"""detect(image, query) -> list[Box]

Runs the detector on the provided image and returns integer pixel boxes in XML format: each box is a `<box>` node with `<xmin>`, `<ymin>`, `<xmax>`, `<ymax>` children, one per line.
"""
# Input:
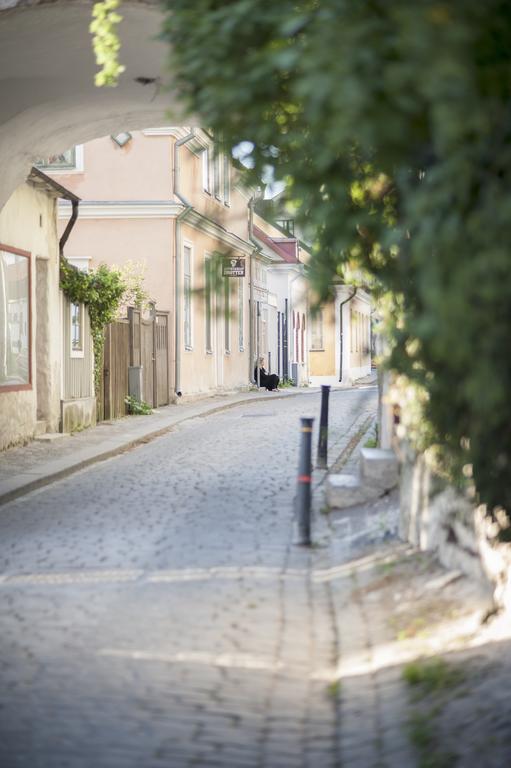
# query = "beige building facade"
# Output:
<box><xmin>0</xmin><ymin>168</ymin><xmax>94</xmax><ymax>450</ymax></box>
<box><xmin>309</xmin><ymin>286</ymin><xmax>372</xmax><ymax>387</ymax></box>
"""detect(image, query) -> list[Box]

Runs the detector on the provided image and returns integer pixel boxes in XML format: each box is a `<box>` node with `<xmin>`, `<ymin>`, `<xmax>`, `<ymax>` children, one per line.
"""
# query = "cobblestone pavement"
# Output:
<box><xmin>0</xmin><ymin>387</ymin><xmax>383</xmax><ymax>768</ymax></box>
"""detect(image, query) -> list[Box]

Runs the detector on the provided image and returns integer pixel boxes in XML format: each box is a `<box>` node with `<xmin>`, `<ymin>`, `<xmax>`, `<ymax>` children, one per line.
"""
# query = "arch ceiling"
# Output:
<box><xmin>0</xmin><ymin>0</ymin><xmax>184</xmax><ymax>208</ymax></box>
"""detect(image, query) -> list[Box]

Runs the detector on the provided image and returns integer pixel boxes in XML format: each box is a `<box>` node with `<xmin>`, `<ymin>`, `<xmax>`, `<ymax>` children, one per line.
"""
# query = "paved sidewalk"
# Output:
<box><xmin>0</xmin><ymin>387</ymin><xmax>321</xmax><ymax>506</ymax></box>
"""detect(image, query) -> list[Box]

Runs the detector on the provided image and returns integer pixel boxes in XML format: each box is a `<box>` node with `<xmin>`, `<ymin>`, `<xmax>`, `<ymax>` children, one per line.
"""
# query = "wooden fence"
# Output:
<box><xmin>100</xmin><ymin>307</ymin><xmax>170</xmax><ymax>421</ymax></box>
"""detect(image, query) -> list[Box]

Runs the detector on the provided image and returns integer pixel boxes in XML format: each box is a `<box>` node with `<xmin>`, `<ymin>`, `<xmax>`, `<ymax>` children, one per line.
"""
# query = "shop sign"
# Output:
<box><xmin>222</xmin><ymin>257</ymin><xmax>245</xmax><ymax>277</ymax></box>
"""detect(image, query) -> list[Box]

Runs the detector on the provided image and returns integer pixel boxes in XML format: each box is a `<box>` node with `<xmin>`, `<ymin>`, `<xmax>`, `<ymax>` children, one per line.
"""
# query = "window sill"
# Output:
<box><xmin>0</xmin><ymin>382</ymin><xmax>32</xmax><ymax>393</ymax></box>
<box><xmin>70</xmin><ymin>350</ymin><xmax>85</xmax><ymax>359</ymax></box>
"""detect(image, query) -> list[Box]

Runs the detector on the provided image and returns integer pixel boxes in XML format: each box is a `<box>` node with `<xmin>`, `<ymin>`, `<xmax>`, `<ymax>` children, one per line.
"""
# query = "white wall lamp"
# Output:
<box><xmin>111</xmin><ymin>132</ymin><xmax>132</xmax><ymax>148</ymax></box>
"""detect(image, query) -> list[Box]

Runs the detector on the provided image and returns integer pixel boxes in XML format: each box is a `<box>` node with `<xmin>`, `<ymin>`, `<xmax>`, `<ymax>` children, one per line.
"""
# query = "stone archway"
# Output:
<box><xmin>0</xmin><ymin>0</ymin><xmax>184</xmax><ymax>208</ymax></box>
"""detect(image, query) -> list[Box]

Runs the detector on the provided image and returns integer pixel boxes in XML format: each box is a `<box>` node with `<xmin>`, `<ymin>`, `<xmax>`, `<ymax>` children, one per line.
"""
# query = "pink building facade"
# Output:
<box><xmin>45</xmin><ymin>128</ymin><xmax>255</xmax><ymax>399</ymax></box>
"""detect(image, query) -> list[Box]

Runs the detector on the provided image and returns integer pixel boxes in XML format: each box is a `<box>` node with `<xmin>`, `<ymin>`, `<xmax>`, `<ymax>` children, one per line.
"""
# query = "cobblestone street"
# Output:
<box><xmin>0</xmin><ymin>388</ymin><xmax>379</xmax><ymax>768</ymax></box>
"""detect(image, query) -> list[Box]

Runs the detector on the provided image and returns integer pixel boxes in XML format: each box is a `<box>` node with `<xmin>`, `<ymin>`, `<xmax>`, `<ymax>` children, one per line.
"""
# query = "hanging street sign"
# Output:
<box><xmin>222</xmin><ymin>257</ymin><xmax>245</xmax><ymax>277</ymax></box>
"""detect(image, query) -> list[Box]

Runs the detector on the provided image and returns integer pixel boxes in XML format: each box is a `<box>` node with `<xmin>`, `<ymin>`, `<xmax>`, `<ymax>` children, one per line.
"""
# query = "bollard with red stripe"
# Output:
<box><xmin>296</xmin><ymin>416</ymin><xmax>314</xmax><ymax>545</ymax></box>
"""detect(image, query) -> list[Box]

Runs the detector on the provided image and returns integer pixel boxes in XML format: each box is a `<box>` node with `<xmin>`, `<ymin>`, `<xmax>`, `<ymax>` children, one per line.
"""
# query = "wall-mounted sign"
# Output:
<box><xmin>222</xmin><ymin>257</ymin><xmax>245</xmax><ymax>277</ymax></box>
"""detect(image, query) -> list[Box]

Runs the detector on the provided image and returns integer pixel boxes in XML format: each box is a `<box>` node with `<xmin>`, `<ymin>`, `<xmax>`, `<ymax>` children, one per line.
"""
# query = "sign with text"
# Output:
<box><xmin>222</xmin><ymin>257</ymin><xmax>245</xmax><ymax>277</ymax></box>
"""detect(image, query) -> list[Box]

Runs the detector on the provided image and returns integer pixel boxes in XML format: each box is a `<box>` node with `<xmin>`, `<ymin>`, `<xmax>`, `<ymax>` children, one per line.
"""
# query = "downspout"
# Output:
<box><xmin>173</xmin><ymin>130</ymin><xmax>195</xmax><ymax>398</ymax></box>
<box><xmin>59</xmin><ymin>198</ymin><xmax>79</xmax><ymax>258</ymax></box>
<box><xmin>339</xmin><ymin>287</ymin><xmax>357</xmax><ymax>383</ymax></box>
<box><xmin>58</xmin><ymin>196</ymin><xmax>80</xmax><ymax>412</ymax></box>
<box><xmin>248</xmin><ymin>197</ymin><xmax>262</xmax><ymax>384</ymax></box>
<box><xmin>288</xmin><ymin>267</ymin><xmax>303</xmax><ymax>378</ymax></box>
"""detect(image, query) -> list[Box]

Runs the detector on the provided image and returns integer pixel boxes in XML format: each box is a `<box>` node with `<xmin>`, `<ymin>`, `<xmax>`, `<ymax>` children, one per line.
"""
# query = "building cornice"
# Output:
<box><xmin>58</xmin><ymin>199</ymin><xmax>182</xmax><ymax>220</ymax></box>
<box><xmin>142</xmin><ymin>127</ymin><xmax>190</xmax><ymax>139</ymax></box>
<box><xmin>184</xmin><ymin>209</ymin><xmax>255</xmax><ymax>256</ymax></box>
<box><xmin>58</xmin><ymin>198</ymin><xmax>257</xmax><ymax>255</ymax></box>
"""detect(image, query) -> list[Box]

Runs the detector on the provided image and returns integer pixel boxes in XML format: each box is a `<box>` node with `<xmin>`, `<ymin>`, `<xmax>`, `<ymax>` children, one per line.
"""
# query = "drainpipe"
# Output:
<box><xmin>248</xmin><ymin>197</ymin><xmax>262</xmax><ymax>384</ymax></box>
<box><xmin>173</xmin><ymin>130</ymin><xmax>195</xmax><ymax>398</ymax></box>
<box><xmin>339</xmin><ymin>287</ymin><xmax>357</xmax><ymax>383</ymax></box>
<box><xmin>288</xmin><ymin>267</ymin><xmax>304</xmax><ymax>377</ymax></box>
<box><xmin>59</xmin><ymin>198</ymin><xmax>79</xmax><ymax>258</ymax></box>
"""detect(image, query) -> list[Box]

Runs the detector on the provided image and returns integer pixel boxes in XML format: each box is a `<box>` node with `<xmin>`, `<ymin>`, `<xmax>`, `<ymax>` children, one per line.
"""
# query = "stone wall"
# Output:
<box><xmin>398</xmin><ymin>440</ymin><xmax>511</xmax><ymax>611</ymax></box>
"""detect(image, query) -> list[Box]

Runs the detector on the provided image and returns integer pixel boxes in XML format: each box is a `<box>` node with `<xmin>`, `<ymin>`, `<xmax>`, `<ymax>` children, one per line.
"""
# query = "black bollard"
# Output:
<box><xmin>317</xmin><ymin>385</ymin><xmax>331</xmax><ymax>469</ymax></box>
<box><xmin>296</xmin><ymin>417</ymin><xmax>314</xmax><ymax>545</ymax></box>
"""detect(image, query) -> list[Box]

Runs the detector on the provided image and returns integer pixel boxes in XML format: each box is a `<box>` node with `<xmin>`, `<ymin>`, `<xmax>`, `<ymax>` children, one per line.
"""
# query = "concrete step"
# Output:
<box><xmin>326</xmin><ymin>473</ymin><xmax>383</xmax><ymax>509</ymax></box>
<box><xmin>34</xmin><ymin>420</ymin><xmax>47</xmax><ymax>436</ymax></box>
<box><xmin>360</xmin><ymin>447</ymin><xmax>398</xmax><ymax>490</ymax></box>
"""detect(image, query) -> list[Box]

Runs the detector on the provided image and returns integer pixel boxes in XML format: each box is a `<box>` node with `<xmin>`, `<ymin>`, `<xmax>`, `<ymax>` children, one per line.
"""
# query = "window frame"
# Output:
<box><xmin>213</xmin><ymin>152</ymin><xmax>222</xmax><ymax>200</ymax></box>
<box><xmin>223</xmin><ymin>154</ymin><xmax>231</xmax><ymax>206</ymax></box>
<box><xmin>0</xmin><ymin>243</ymin><xmax>32</xmax><ymax>392</ymax></box>
<box><xmin>310</xmin><ymin>309</ymin><xmax>324</xmax><ymax>351</ymax></box>
<box><xmin>238</xmin><ymin>277</ymin><xmax>244</xmax><ymax>351</ymax></box>
<box><xmin>204</xmin><ymin>252</ymin><xmax>213</xmax><ymax>353</ymax></box>
<box><xmin>70</xmin><ymin>301</ymin><xmax>85</xmax><ymax>358</ymax></box>
<box><xmin>35</xmin><ymin>145</ymin><xmax>84</xmax><ymax>175</ymax></box>
<box><xmin>183</xmin><ymin>241</ymin><xmax>194</xmax><ymax>351</ymax></box>
<box><xmin>224</xmin><ymin>276</ymin><xmax>231</xmax><ymax>354</ymax></box>
<box><xmin>202</xmin><ymin>147</ymin><xmax>211</xmax><ymax>194</ymax></box>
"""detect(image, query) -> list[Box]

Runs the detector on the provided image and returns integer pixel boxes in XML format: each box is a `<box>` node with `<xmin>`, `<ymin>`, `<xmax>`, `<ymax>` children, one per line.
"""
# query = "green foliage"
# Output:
<box><xmin>124</xmin><ymin>395</ymin><xmax>153</xmax><ymax>415</ymax></box>
<box><xmin>403</xmin><ymin>658</ymin><xmax>465</xmax><ymax>697</ymax></box>
<box><xmin>162</xmin><ymin>0</ymin><xmax>511</xmax><ymax>534</ymax></box>
<box><xmin>115</xmin><ymin>260</ymin><xmax>151</xmax><ymax>317</ymax></box>
<box><xmin>90</xmin><ymin>0</ymin><xmax>125</xmax><ymax>87</ymax></box>
<box><xmin>404</xmin><ymin>658</ymin><xmax>463</xmax><ymax>767</ymax></box>
<box><xmin>326</xmin><ymin>679</ymin><xmax>341</xmax><ymax>698</ymax></box>
<box><xmin>407</xmin><ymin>710</ymin><xmax>458</xmax><ymax>768</ymax></box>
<box><xmin>60</xmin><ymin>258</ymin><xmax>126</xmax><ymax>393</ymax></box>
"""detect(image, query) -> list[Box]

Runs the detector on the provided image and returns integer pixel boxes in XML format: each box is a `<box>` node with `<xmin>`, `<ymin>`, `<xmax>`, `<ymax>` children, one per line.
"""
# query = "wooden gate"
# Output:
<box><xmin>155</xmin><ymin>312</ymin><xmax>169</xmax><ymax>407</ymax></box>
<box><xmin>103</xmin><ymin>319</ymin><xmax>130</xmax><ymax>420</ymax></box>
<box><xmin>101</xmin><ymin>306</ymin><xmax>170</xmax><ymax>420</ymax></box>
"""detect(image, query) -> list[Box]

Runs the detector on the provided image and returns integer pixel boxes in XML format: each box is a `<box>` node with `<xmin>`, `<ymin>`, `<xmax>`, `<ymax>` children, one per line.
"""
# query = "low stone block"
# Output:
<box><xmin>360</xmin><ymin>447</ymin><xmax>398</xmax><ymax>490</ymax></box>
<box><xmin>326</xmin><ymin>473</ymin><xmax>381</xmax><ymax>509</ymax></box>
<box><xmin>60</xmin><ymin>397</ymin><xmax>97</xmax><ymax>434</ymax></box>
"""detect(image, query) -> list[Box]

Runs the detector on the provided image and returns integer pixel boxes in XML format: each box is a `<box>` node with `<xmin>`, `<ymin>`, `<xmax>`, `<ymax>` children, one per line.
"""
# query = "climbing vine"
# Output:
<box><xmin>90</xmin><ymin>0</ymin><xmax>125</xmax><ymax>87</ymax></box>
<box><xmin>60</xmin><ymin>257</ymin><xmax>126</xmax><ymax>394</ymax></box>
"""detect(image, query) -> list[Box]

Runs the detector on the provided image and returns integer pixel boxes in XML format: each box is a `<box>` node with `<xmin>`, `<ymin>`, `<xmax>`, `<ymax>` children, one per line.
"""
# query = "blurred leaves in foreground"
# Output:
<box><xmin>162</xmin><ymin>0</ymin><xmax>511</xmax><ymax>537</ymax></box>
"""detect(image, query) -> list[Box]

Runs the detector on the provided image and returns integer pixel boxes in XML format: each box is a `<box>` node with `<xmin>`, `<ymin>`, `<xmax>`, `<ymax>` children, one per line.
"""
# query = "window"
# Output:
<box><xmin>213</xmin><ymin>153</ymin><xmax>221</xmax><ymax>199</ymax></box>
<box><xmin>0</xmin><ymin>246</ymin><xmax>30</xmax><ymax>389</ymax></box>
<box><xmin>223</xmin><ymin>155</ymin><xmax>231</xmax><ymax>205</ymax></box>
<box><xmin>224</xmin><ymin>278</ymin><xmax>230</xmax><ymax>353</ymax></box>
<box><xmin>238</xmin><ymin>278</ymin><xmax>244</xmax><ymax>351</ymax></box>
<box><xmin>35</xmin><ymin>145</ymin><xmax>84</xmax><ymax>174</ymax></box>
<box><xmin>310</xmin><ymin>309</ymin><xmax>323</xmax><ymax>350</ymax></box>
<box><xmin>205</xmin><ymin>255</ymin><xmax>213</xmax><ymax>352</ymax></box>
<box><xmin>295</xmin><ymin>312</ymin><xmax>300</xmax><ymax>363</ymax></box>
<box><xmin>301</xmin><ymin>313</ymin><xmax>305</xmax><ymax>363</ymax></box>
<box><xmin>70</xmin><ymin>302</ymin><xmax>84</xmax><ymax>357</ymax></box>
<box><xmin>183</xmin><ymin>244</ymin><xmax>193</xmax><ymax>349</ymax></box>
<box><xmin>202</xmin><ymin>148</ymin><xmax>210</xmax><ymax>193</ymax></box>
<box><xmin>275</xmin><ymin>218</ymin><xmax>294</xmax><ymax>235</ymax></box>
